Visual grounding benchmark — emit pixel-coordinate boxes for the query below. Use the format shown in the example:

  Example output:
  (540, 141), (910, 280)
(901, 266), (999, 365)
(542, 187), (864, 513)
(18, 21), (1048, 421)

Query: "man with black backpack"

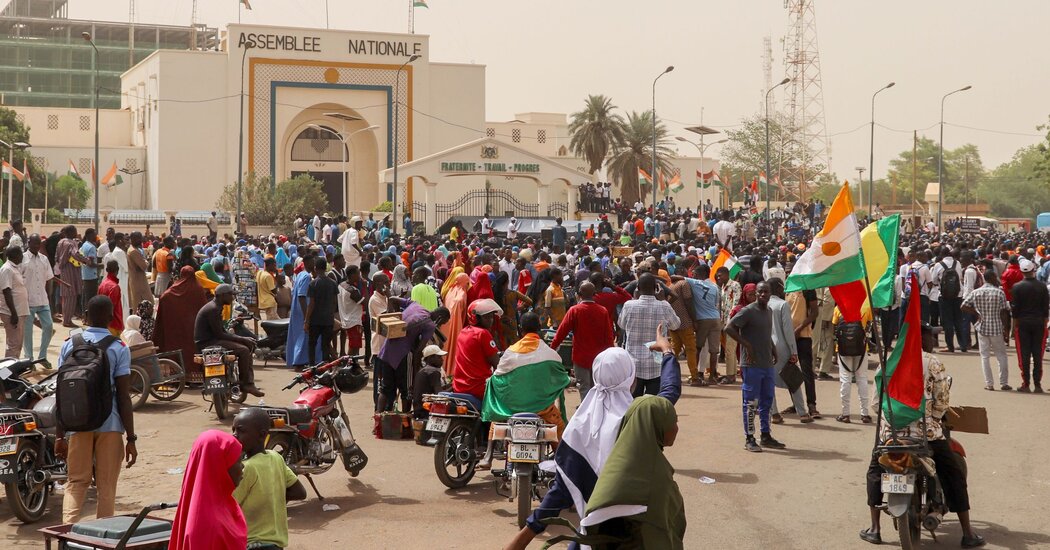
(54, 294), (137, 524)
(932, 246), (968, 353)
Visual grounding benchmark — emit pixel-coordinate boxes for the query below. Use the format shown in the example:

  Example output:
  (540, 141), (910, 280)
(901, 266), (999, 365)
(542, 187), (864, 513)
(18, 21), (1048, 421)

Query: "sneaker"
(780, 407), (796, 415)
(760, 433), (786, 449)
(984, 384), (994, 391)
(818, 373), (834, 381)
(961, 534), (986, 548)
(1000, 384), (1012, 391)
(859, 528), (882, 545)
(1018, 384), (1031, 393)
(744, 437), (763, 453)
(1035, 385), (1044, 394)
(808, 407), (823, 419)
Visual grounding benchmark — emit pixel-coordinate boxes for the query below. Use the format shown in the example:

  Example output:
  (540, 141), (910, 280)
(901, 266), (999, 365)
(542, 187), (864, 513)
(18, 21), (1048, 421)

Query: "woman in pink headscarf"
(441, 272), (471, 375)
(169, 430), (246, 550)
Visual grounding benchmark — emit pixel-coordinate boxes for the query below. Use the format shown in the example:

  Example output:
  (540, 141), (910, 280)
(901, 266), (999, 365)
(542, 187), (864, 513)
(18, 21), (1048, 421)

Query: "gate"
(435, 189), (539, 219)
(548, 202), (568, 218)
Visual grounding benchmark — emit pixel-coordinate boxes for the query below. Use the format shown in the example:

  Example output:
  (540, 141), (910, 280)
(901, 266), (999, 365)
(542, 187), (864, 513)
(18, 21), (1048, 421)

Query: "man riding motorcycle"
(860, 323), (984, 548)
(450, 299), (504, 410)
(194, 284), (264, 397)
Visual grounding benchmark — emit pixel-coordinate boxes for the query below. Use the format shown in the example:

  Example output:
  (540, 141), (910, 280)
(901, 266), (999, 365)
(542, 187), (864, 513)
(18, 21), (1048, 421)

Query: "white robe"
(103, 247), (131, 325)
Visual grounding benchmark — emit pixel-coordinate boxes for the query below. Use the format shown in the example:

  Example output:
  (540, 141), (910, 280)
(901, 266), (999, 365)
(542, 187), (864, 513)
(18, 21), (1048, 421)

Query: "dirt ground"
(2, 323), (1048, 549)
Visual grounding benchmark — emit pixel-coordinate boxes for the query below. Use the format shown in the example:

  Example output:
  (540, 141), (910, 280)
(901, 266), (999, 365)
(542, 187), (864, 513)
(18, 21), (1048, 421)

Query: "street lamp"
(676, 133), (726, 209)
(765, 77), (791, 216)
(309, 120), (378, 214)
(651, 66), (673, 211)
(0, 140), (30, 222)
(938, 85), (972, 229)
(392, 54), (419, 234)
(855, 167), (866, 206)
(869, 81), (895, 215)
(236, 42), (254, 234)
(82, 31), (100, 235)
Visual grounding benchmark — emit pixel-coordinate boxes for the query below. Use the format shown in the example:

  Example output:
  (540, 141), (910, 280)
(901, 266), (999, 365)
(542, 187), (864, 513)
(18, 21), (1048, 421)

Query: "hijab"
(582, 396), (685, 549)
(730, 283), (757, 319)
(391, 264), (412, 297)
(467, 270), (494, 302)
(169, 430), (246, 550)
(200, 262), (223, 284)
(441, 266), (466, 299)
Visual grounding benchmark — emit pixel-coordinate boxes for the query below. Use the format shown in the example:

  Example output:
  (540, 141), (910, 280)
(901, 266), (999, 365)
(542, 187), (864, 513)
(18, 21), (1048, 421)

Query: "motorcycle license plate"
(881, 473), (915, 494)
(509, 443), (540, 463)
(426, 417), (451, 433)
(204, 364), (226, 378)
(0, 438), (15, 455)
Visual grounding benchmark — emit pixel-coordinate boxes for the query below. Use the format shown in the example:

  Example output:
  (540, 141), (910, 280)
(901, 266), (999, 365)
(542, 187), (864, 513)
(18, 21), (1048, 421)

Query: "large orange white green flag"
(784, 182), (864, 292)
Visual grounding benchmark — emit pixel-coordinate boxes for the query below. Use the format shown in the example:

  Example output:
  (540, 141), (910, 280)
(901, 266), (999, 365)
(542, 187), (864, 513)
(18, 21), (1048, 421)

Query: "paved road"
(1, 325), (1047, 549)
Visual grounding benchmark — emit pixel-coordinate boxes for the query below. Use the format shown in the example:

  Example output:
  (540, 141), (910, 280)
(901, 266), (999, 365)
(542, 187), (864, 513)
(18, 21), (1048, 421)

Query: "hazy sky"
(77, 0), (1050, 180)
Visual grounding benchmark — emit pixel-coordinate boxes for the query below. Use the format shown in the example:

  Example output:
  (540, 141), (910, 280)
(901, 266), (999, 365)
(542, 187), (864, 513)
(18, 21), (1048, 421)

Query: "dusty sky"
(76, 0), (1050, 179)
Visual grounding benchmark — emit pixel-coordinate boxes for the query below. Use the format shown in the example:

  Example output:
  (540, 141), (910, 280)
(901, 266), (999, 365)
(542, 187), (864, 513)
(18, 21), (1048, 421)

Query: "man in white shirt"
(321, 220), (333, 244)
(206, 211), (219, 243)
(102, 233), (130, 327)
(481, 215), (492, 236)
(20, 235), (55, 362)
(340, 216), (363, 267)
(713, 211), (737, 251)
(0, 246), (29, 358)
(931, 247), (967, 352)
(506, 217), (518, 240)
(900, 249), (933, 324)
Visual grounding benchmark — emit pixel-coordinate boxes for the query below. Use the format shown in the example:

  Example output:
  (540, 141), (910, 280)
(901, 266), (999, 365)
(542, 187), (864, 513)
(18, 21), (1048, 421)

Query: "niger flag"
(875, 273), (925, 429)
(785, 182), (864, 292)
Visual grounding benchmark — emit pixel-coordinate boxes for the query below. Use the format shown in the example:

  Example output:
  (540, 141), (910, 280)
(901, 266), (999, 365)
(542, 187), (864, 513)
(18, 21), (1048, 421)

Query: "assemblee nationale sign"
(439, 162), (541, 174)
(237, 32), (423, 57)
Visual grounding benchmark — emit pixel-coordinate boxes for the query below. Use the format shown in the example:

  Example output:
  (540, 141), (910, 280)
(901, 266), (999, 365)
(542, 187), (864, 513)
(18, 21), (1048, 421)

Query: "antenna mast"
(781, 0), (830, 201)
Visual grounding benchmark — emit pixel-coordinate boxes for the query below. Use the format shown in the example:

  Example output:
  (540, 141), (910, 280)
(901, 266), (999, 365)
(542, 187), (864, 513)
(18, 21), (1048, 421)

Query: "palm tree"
(606, 110), (674, 206)
(568, 95), (625, 175)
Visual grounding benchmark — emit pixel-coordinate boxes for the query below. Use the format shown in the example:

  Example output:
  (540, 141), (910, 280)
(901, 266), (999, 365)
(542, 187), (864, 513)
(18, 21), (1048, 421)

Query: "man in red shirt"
(551, 281), (613, 400)
(97, 260), (124, 336)
(452, 299), (502, 400)
(589, 272), (632, 330)
(1000, 255), (1023, 302)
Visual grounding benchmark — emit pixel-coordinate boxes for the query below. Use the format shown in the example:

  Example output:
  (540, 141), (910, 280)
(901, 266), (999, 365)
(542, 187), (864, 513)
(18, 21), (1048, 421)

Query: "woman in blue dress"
(285, 255), (322, 368)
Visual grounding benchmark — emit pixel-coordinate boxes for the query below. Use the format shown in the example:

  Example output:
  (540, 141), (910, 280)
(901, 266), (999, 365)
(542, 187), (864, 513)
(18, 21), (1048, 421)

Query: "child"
(121, 315), (147, 346)
(412, 345), (447, 420)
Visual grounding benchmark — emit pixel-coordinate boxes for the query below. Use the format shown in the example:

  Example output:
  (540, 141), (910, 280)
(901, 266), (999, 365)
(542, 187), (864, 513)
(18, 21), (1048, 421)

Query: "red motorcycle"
(250, 356), (368, 498)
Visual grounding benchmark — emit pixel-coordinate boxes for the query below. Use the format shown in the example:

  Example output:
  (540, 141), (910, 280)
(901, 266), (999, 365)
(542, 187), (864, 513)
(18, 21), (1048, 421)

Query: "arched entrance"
(289, 125), (349, 213)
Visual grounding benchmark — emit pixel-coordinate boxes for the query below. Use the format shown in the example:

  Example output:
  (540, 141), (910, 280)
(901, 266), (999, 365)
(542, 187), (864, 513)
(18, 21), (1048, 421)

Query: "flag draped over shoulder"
(481, 333), (570, 422)
(785, 182), (864, 292)
(710, 249), (741, 281)
(876, 274), (925, 429)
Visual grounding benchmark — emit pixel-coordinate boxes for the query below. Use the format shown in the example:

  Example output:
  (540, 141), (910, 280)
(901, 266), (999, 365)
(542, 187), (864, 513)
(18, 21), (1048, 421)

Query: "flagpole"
(44, 170), (49, 224)
(409, 0), (414, 34)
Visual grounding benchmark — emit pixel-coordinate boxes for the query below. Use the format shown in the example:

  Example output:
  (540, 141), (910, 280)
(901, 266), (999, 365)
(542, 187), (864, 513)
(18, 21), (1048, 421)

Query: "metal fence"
(435, 189), (539, 219)
(548, 202), (568, 218)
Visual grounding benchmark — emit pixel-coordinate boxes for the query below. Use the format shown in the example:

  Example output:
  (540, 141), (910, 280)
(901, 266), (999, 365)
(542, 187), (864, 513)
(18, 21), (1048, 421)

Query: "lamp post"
(765, 77), (791, 217)
(676, 134), (726, 209)
(392, 54), (419, 234)
(0, 139), (30, 222)
(938, 85), (972, 229)
(236, 43), (253, 233)
(651, 66), (673, 211)
(855, 167), (866, 205)
(869, 82), (895, 215)
(82, 32), (100, 235)
(310, 120), (378, 214)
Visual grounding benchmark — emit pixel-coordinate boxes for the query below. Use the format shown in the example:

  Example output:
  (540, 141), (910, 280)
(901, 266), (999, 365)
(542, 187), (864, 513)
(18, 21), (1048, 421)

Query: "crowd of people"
(2, 196), (1047, 548)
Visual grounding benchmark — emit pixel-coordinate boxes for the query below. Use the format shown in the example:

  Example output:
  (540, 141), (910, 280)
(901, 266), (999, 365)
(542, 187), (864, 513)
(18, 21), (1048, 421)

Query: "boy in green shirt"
(233, 408), (307, 550)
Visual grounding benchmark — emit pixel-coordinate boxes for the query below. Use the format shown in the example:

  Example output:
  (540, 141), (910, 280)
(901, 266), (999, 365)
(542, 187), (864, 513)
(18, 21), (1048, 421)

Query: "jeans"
(838, 355), (870, 416)
(631, 376), (661, 398)
(977, 333), (1009, 386)
(741, 366), (774, 437)
(23, 305), (54, 360)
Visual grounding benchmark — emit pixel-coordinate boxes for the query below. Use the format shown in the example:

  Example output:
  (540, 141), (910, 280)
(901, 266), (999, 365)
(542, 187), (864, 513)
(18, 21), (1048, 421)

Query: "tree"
(0, 106), (42, 220)
(979, 145), (1050, 220)
(884, 137), (984, 208)
(216, 172), (328, 230)
(606, 110), (674, 206)
(568, 95), (625, 175)
(720, 114), (827, 204)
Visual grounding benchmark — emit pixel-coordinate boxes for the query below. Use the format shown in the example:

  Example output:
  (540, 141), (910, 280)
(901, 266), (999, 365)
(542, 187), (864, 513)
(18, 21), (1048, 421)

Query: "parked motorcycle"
(876, 434), (967, 549)
(0, 359), (66, 523)
(194, 347), (245, 420)
(422, 394), (558, 528)
(255, 318), (288, 361)
(252, 356), (368, 498)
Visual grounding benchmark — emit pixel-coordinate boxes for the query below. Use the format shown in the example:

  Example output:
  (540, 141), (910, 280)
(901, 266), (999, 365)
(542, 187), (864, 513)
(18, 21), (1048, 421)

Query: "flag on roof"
(1, 161), (24, 182)
(414, 0), (429, 7)
(68, 160), (81, 180)
(875, 273), (926, 429)
(698, 169), (721, 189)
(240, 0), (252, 9)
(710, 249), (741, 281)
(785, 182), (864, 292)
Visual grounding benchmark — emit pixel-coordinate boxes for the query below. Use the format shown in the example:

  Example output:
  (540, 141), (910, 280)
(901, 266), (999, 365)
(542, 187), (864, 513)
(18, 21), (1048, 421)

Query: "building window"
(79, 116), (91, 131)
(48, 115), (59, 130)
(512, 128), (521, 143)
(79, 158), (91, 176)
(537, 129), (547, 144)
(15, 114), (25, 126)
(673, 167), (681, 176)
(290, 126), (348, 162)
(486, 128), (495, 138)
(33, 156), (46, 171)
(126, 158), (137, 171)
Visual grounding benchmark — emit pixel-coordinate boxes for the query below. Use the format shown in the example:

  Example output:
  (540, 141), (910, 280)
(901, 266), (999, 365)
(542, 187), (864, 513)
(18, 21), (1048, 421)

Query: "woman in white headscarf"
(504, 326), (681, 550)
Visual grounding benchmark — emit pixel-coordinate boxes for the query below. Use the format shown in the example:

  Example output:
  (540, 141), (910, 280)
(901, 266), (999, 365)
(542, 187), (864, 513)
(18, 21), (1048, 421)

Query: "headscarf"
(466, 298), (501, 326)
(390, 264), (412, 297)
(582, 396), (685, 549)
(169, 430), (246, 550)
(121, 315), (147, 346)
(441, 266), (466, 299)
(730, 283), (757, 319)
(467, 270), (494, 303)
(556, 347), (636, 526)
(434, 250), (448, 272)
(200, 262), (223, 284)
(136, 300), (155, 341)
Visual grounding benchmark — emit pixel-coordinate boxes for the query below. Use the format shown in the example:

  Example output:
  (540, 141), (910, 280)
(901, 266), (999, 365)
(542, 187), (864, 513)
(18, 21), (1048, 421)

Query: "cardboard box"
(945, 406), (988, 434)
(372, 312), (407, 339)
(611, 246), (634, 259)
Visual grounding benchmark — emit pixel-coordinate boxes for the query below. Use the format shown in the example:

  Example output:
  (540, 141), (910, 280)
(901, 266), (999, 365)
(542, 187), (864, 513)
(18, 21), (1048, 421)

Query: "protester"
(156, 265), (210, 383)
(20, 234), (54, 361)
(962, 269), (1012, 391)
(1, 246), (28, 357)
(169, 430), (246, 550)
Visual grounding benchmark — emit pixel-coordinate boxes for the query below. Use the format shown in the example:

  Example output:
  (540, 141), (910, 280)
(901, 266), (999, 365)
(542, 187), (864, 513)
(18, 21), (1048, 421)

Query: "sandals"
(800, 414), (815, 424)
(861, 415), (873, 424)
(771, 414), (784, 425)
(836, 415), (851, 423)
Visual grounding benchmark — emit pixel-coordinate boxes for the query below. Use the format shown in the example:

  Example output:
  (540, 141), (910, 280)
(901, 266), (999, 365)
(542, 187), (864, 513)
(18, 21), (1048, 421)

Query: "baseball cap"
(1019, 258), (1037, 273)
(215, 283), (236, 296)
(422, 344), (448, 359)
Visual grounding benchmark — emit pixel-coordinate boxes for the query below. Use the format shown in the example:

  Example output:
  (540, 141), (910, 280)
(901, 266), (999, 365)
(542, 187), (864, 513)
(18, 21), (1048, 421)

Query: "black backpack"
(56, 334), (117, 432)
(835, 321), (867, 357)
(939, 261), (961, 299)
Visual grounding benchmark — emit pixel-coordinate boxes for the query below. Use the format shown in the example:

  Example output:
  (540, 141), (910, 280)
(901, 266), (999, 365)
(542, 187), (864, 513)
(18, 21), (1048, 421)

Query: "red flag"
(830, 280), (867, 322)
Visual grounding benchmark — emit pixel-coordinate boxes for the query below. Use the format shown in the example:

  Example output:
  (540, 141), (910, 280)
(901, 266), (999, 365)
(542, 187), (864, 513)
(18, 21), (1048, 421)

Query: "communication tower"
(781, 0), (830, 200)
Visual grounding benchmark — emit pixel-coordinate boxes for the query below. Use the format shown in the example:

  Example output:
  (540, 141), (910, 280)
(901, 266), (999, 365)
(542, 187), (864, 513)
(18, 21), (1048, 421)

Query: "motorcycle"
(422, 394), (558, 528)
(194, 347), (245, 420)
(255, 318), (288, 362)
(0, 359), (66, 523)
(251, 356), (368, 498)
(876, 434), (967, 550)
